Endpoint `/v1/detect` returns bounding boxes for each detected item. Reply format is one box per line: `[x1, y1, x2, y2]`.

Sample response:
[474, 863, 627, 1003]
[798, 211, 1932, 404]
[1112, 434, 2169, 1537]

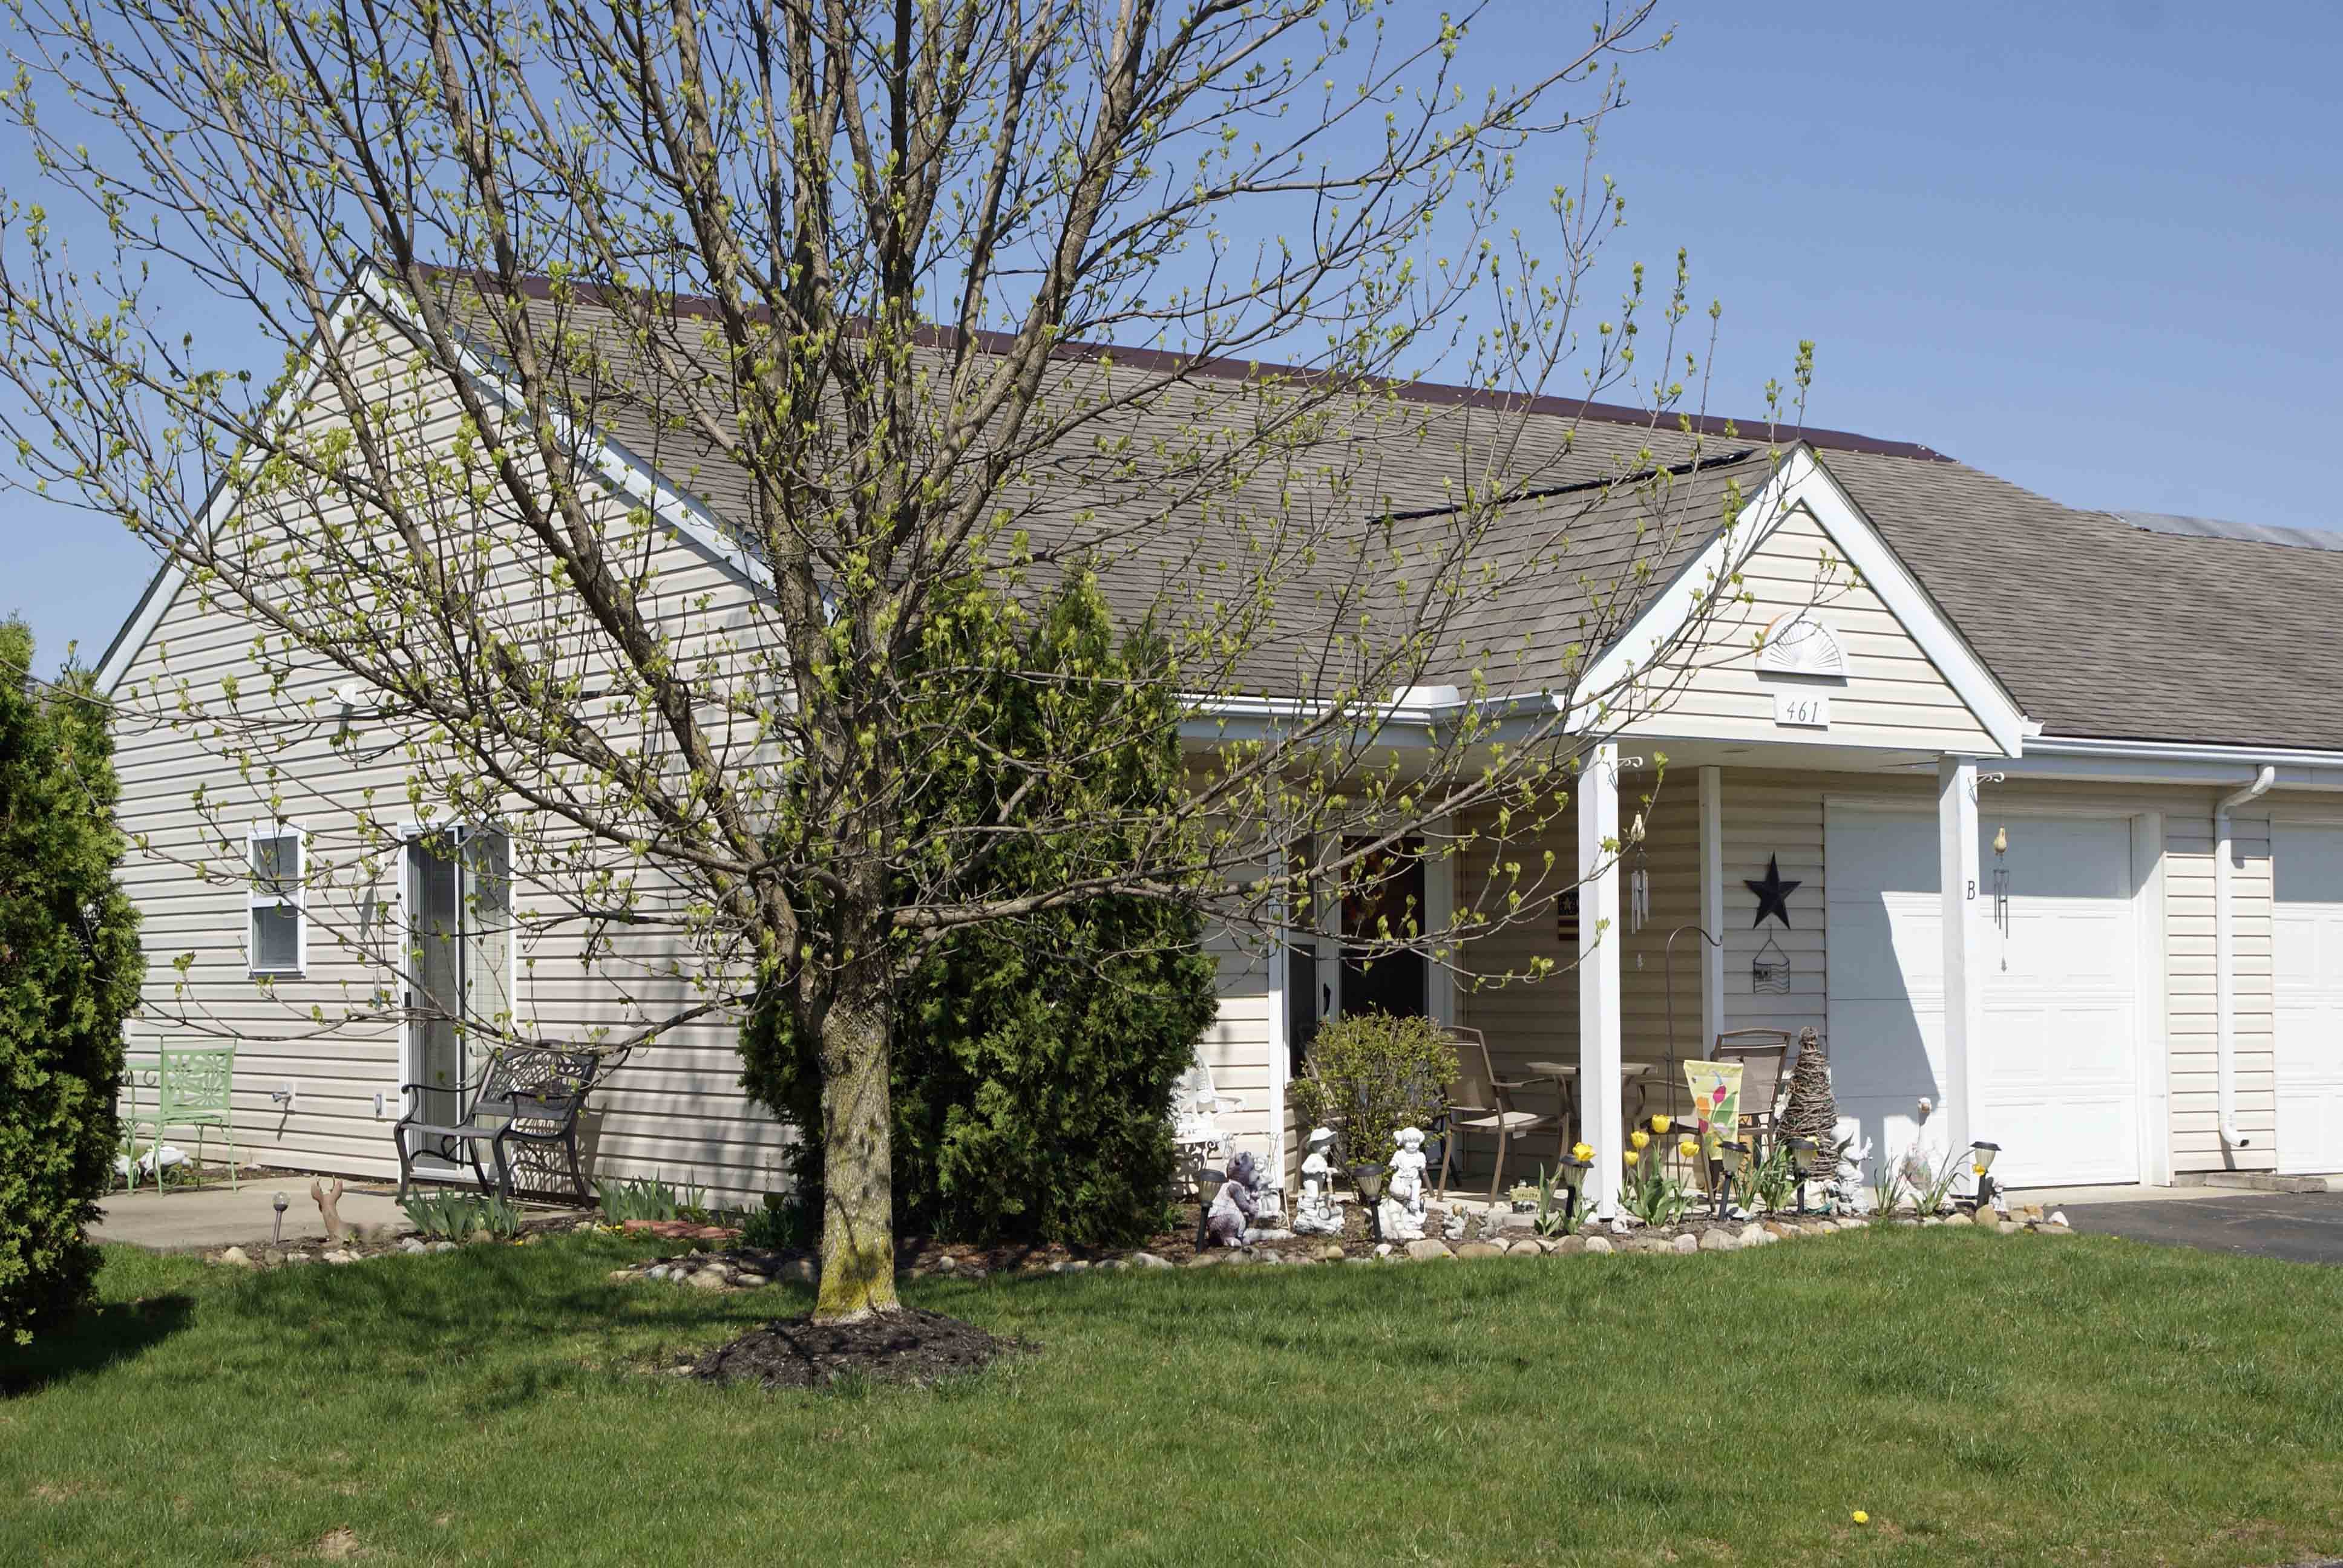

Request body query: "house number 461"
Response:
[1772, 691, 1830, 729]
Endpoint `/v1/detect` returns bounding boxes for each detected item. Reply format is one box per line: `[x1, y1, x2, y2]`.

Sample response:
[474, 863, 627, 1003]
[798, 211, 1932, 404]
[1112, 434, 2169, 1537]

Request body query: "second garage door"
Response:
[2277, 823, 2343, 1175]
[1825, 806, 2143, 1188]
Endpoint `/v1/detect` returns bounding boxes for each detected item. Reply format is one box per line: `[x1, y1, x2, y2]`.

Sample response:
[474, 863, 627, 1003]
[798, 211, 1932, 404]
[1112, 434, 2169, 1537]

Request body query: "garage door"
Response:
[1824, 807, 2141, 1187]
[2276, 824, 2343, 1175]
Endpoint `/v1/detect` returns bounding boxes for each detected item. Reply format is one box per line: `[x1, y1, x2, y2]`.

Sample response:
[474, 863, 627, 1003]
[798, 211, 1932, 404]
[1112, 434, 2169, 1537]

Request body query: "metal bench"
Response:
[393, 1044, 616, 1205]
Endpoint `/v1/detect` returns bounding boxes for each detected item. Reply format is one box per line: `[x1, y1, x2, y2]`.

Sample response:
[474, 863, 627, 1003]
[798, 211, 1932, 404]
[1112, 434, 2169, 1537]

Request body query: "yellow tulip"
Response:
[1651, 1114, 1672, 1134]
[1571, 1142, 1594, 1163]
[1630, 1129, 1650, 1150]
[1678, 1137, 1700, 1160]
[1624, 1150, 1640, 1168]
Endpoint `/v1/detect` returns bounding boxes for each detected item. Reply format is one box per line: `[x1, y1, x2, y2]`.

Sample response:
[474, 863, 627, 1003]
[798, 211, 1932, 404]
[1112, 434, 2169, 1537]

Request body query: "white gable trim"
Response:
[356, 270, 773, 593]
[96, 272, 775, 697]
[96, 287, 374, 697]
[1570, 444, 2028, 756]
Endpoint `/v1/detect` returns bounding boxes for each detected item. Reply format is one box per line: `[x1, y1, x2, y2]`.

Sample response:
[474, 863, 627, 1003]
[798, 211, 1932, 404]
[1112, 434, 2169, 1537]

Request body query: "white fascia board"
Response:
[1569, 445, 2029, 757]
[2010, 734, 2343, 791]
[355, 269, 773, 594]
[1177, 688, 1560, 748]
[94, 289, 374, 697]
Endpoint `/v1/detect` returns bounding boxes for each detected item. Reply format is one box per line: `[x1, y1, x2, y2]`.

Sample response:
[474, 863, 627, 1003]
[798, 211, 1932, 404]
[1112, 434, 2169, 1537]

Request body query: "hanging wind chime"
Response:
[1992, 823, 2012, 969]
[1627, 811, 1651, 936]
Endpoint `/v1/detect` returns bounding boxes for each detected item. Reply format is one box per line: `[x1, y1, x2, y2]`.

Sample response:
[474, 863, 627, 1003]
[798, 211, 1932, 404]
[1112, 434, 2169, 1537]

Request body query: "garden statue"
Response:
[1203, 1155, 1258, 1247]
[1293, 1127, 1342, 1235]
[1378, 1126, 1429, 1242]
[1204, 1149, 1299, 1246]
[311, 1176, 346, 1243]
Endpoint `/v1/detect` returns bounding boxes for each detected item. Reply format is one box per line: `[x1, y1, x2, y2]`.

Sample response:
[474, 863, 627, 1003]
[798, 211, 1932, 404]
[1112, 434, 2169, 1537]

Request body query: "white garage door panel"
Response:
[1823, 811, 1947, 1166]
[1826, 807, 2141, 1188]
[2276, 825, 2343, 1175]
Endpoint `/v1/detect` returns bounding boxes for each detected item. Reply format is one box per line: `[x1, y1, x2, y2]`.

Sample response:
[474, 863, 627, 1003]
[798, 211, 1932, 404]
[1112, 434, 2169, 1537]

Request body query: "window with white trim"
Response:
[248, 823, 306, 976]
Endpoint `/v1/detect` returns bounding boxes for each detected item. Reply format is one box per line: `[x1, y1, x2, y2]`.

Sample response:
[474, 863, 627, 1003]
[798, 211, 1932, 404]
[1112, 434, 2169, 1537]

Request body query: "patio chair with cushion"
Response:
[1437, 1027, 1561, 1201]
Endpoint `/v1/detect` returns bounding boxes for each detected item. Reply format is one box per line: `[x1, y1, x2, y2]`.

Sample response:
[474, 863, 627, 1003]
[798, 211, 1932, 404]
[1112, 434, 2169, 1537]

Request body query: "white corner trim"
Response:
[1570, 445, 2030, 757]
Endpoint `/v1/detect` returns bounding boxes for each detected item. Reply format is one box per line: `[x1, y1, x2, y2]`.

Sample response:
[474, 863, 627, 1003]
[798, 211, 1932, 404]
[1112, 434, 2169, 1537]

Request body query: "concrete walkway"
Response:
[93, 1183, 412, 1252]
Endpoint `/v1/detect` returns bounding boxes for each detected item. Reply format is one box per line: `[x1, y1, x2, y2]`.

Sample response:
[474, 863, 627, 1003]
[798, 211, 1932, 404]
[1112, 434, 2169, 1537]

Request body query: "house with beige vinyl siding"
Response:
[95, 277, 2343, 1214]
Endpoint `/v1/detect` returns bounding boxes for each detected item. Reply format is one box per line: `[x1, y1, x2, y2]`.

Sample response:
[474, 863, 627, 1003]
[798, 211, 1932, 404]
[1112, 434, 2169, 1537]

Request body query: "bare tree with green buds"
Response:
[0, 0, 1822, 1319]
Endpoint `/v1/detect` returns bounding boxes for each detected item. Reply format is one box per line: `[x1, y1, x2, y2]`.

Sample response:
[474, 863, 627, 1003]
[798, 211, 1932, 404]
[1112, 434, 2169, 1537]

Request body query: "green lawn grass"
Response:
[4, 1228, 2341, 1566]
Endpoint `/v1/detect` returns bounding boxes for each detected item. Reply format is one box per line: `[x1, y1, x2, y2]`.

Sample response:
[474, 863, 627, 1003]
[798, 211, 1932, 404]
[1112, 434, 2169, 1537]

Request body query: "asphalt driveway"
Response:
[2065, 1191, 2343, 1265]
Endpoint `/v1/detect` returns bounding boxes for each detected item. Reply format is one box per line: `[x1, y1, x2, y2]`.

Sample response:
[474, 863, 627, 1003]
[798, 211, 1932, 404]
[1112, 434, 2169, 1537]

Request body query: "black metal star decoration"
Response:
[1745, 854, 1801, 929]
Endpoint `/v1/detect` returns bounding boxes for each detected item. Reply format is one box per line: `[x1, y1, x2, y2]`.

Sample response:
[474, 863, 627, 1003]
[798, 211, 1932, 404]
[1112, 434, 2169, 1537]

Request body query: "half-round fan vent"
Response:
[1755, 613, 1849, 679]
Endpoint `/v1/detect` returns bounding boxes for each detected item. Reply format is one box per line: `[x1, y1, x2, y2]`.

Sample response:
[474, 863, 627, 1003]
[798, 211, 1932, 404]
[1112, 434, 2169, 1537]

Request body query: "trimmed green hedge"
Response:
[1, 621, 143, 1344]
[741, 575, 1217, 1247]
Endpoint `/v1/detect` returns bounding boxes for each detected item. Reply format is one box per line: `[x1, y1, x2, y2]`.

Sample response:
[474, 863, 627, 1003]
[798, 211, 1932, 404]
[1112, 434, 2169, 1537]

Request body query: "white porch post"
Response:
[1938, 756, 1982, 1160]
[1423, 817, 1457, 1030]
[1581, 743, 1624, 1213]
[1699, 766, 1725, 1051]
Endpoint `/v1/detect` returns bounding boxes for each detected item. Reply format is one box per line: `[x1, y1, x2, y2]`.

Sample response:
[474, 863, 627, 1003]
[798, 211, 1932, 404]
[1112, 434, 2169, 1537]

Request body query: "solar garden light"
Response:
[1191, 1168, 1226, 1250]
[271, 1191, 289, 1247]
[1712, 1140, 1751, 1221]
[1786, 1138, 1822, 1213]
[1968, 1141, 2003, 1213]
[1556, 1152, 1592, 1229]
[1349, 1161, 1388, 1241]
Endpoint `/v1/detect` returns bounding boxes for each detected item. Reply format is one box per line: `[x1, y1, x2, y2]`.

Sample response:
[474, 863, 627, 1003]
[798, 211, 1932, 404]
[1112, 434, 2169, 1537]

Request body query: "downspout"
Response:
[2215, 765, 2278, 1152]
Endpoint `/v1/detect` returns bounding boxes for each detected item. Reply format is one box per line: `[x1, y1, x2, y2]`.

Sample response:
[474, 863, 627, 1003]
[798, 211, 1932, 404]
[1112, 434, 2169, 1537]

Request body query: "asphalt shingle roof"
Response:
[1823, 448, 2343, 751]
[427, 278, 2343, 752]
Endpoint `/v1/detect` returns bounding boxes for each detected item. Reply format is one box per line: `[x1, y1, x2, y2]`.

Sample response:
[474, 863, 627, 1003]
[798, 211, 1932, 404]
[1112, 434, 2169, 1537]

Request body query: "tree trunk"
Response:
[813, 966, 899, 1321]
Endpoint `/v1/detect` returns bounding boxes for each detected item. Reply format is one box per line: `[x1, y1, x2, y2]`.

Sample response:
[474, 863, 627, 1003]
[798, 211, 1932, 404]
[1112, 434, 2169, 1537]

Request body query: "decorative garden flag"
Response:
[1683, 1060, 1745, 1143]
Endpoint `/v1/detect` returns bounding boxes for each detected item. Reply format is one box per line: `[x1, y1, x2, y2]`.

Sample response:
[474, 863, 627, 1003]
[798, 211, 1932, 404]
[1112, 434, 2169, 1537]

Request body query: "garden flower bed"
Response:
[603, 1195, 2080, 1293]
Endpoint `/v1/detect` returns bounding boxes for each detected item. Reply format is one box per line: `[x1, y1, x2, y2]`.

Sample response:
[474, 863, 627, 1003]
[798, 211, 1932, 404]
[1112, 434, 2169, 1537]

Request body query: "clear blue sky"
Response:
[3, 0, 2337, 673]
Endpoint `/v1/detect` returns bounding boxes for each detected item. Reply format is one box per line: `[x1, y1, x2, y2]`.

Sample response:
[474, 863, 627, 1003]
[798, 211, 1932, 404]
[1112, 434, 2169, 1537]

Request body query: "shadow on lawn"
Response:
[1, 1293, 195, 1397]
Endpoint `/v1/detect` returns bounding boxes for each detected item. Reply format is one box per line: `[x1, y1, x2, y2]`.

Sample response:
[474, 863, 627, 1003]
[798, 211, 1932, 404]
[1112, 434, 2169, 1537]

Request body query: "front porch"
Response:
[1294, 741, 2056, 1215]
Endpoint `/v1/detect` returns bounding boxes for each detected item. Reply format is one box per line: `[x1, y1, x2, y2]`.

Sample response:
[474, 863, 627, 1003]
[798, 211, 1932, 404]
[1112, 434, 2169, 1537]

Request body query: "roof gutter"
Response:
[2215, 764, 2278, 1152]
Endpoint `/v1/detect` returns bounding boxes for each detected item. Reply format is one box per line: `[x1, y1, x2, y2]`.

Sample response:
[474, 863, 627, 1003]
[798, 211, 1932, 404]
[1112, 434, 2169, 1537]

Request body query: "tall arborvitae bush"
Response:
[741, 575, 1218, 1247]
[0, 622, 142, 1344]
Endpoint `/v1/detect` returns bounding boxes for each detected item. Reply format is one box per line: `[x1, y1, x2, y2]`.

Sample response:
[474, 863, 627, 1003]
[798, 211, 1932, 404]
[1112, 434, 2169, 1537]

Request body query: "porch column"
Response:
[1423, 816, 1458, 1030]
[1938, 756, 1982, 1160]
[1699, 765, 1725, 1051]
[1580, 742, 1624, 1214]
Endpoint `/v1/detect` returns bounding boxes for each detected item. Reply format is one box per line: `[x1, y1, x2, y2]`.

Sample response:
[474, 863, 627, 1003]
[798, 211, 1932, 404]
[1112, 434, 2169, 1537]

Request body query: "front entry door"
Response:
[402, 826, 513, 1159]
[1340, 838, 1427, 1019]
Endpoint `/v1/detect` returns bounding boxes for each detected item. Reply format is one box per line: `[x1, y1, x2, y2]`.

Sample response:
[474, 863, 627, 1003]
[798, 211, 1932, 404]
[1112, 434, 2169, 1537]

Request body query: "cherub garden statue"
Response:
[1293, 1127, 1342, 1235]
[1378, 1126, 1430, 1242]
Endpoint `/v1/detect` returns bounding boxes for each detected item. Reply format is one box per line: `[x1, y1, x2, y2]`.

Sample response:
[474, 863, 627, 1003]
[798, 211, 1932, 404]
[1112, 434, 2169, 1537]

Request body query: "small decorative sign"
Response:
[1772, 690, 1831, 729]
[1555, 886, 1580, 943]
[1752, 933, 1792, 993]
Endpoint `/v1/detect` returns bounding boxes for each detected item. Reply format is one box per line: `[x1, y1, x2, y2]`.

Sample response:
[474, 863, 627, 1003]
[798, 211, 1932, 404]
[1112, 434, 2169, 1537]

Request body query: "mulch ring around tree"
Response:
[691, 1307, 1030, 1390]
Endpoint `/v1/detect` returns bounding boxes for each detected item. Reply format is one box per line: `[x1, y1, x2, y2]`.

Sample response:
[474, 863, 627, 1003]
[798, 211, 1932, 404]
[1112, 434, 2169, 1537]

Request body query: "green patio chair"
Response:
[128, 1045, 240, 1192]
